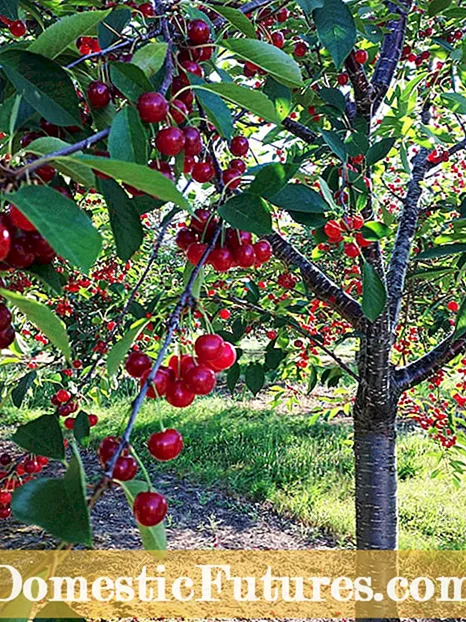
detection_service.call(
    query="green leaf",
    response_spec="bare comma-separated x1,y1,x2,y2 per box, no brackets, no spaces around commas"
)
441,92,466,115
361,221,390,241
415,244,466,260
313,0,356,70
321,129,347,161
213,5,256,38
11,371,37,408
454,299,466,339
108,106,148,164
263,77,292,121
27,263,65,295
132,42,168,77
29,10,111,59
0,0,19,19
428,0,452,16
0,288,71,361
269,183,328,213
189,75,233,140
11,414,65,460
73,411,91,447
109,62,153,102
0,50,81,127
99,7,131,48
8,185,102,273
35,601,85,622
308,364,318,393
99,178,144,261
296,0,325,11
366,137,396,166
64,155,189,209
26,137,96,187
221,39,304,88
249,162,296,199
12,453,92,546
196,82,279,125
320,87,346,112
245,363,265,396
107,318,149,377
265,348,285,370
218,193,272,235
227,363,241,394
120,480,166,552
362,263,387,322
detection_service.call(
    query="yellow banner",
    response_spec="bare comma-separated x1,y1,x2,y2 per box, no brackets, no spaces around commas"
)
2,550,466,618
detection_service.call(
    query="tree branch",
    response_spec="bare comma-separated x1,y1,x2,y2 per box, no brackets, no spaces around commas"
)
265,232,365,328
395,331,466,391
344,51,373,119
371,0,413,115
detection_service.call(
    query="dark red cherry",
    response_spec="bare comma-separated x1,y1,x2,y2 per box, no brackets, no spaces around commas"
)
88,81,111,108
136,92,168,123
0,304,12,331
183,365,216,395
165,380,195,407
148,428,183,461
113,456,138,481
187,19,211,45
0,325,14,349
229,136,249,156
176,227,198,250
133,491,168,526
125,351,152,378
195,334,224,361
155,127,185,156
183,127,203,156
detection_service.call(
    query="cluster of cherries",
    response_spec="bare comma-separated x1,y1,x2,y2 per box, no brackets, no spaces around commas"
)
0,15,27,37
50,389,98,431
125,333,236,408
322,215,371,258
0,451,49,520
175,209,273,272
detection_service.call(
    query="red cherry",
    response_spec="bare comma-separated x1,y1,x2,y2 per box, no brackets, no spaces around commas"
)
192,161,215,183
36,164,56,183
148,159,174,181
195,334,224,361
447,301,459,312
183,365,216,395
178,47,201,63
0,304,11,331
187,19,211,45
125,351,152,378
186,243,208,265
170,99,189,124
198,45,213,62
354,49,368,64
0,491,12,505
209,342,237,372
293,41,308,57
180,60,204,78
24,458,39,474
155,127,185,156
191,208,212,232
350,214,365,229
168,354,196,378
27,232,56,264
271,31,285,48
344,242,360,258
56,389,71,403
276,7,289,22
139,2,155,17
0,325,16,349
165,380,195,407
226,229,252,249
337,73,349,86
87,81,111,108
133,491,168,526
230,136,249,157
98,436,128,466
184,155,195,174
230,159,246,174
37,456,49,466
64,417,75,430
233,243,256,268
223,168,241,189
148,428,183,461
209,247,233,272
0,453,11,466
0,224,11,262
9,20,26,37
176,228,198,250
0,507,11,519
113,456,138,481
183,127,203,156
324,220,342,239
219,309,231,320
253,240,273,263
140,367,170,398
355,232,371,248
137,92,168,123
5,234,35,269
88,414,98,427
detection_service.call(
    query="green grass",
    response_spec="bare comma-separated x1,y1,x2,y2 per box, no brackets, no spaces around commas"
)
4,397,466,549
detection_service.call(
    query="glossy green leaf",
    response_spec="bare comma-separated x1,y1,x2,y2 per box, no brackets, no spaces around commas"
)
263,77,292,121
73,411,91,447
245,363,265,396
362,263,387,322
11,414,65,460
221,39,304,88
415,244,466,260
441,92,466,115
110,62,153,102
0,0,19,19
0,50,81,127
11,371,37,408
361,221,390,240
196,82,280,124
99,178,144,261
314,0,356,69
107,318,149,377
132,42,168,77
108,106,148,164
249,162,296,198
29,10,110,58
98,7,131,48
270,183,328,213
26,137,96,187
320,87,346,112
120,480,167,553
189,75,233,140
321,129,347,161
212,5,256,37
366,138,396,166
296,0,325,11
0,288,72,361
8,185,102,273
12,453,92,546
65,155,189,209
219,193,272,235
428,0,452,17
227,363,241,395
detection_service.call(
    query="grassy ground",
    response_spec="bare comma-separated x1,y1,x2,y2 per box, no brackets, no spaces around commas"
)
4,397,466,550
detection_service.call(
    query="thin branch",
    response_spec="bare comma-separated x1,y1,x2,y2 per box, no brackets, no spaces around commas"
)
265,232,365,328
344,51,373,119
395,331,466,391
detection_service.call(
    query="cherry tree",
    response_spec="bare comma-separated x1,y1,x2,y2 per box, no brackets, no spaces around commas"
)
0,0,465,560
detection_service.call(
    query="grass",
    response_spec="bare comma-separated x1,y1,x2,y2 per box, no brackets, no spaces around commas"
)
4,397,466,550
